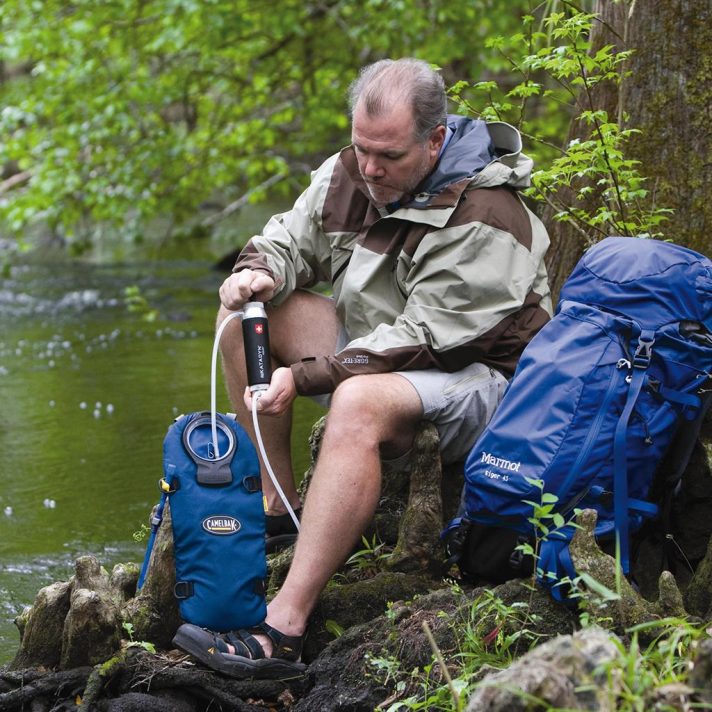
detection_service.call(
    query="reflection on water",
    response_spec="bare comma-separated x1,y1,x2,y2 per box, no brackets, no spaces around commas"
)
0,257,323,664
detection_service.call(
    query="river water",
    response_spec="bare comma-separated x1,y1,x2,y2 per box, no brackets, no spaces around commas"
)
0,251,323,664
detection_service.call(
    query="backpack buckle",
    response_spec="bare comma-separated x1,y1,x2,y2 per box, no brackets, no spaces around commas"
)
174,581,194,599
442,519,470,567
633,335,655,368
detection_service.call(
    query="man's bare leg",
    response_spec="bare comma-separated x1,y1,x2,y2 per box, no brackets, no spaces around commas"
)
257,372,424,651
217,291,342,514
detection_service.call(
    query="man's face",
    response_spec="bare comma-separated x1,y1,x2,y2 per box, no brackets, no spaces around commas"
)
351,102,445,207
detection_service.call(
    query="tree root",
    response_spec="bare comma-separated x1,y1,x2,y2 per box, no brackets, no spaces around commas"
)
0,667,91,711
569,508,687,632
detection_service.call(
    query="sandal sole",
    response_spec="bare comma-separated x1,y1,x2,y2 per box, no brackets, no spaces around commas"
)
172,624,306,681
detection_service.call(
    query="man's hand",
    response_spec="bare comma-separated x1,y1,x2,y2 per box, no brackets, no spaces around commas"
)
244,367,297,417
219,269,276,310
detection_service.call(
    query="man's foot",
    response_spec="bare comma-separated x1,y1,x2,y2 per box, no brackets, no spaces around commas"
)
265,508,301,554
172,622,306,680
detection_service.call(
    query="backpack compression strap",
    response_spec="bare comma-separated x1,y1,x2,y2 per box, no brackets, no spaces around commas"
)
137,465,178,590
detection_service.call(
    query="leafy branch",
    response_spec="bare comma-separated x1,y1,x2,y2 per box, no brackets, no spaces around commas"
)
449,6,672,243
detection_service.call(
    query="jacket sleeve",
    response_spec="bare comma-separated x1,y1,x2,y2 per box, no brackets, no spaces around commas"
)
232,155,339,303
291,215,551,395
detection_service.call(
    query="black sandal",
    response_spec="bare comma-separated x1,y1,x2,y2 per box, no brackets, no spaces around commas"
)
172,622,306,680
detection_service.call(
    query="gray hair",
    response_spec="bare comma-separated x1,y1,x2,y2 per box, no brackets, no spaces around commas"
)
348,58,447,141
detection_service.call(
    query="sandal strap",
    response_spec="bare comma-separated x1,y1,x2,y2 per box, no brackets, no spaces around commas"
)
223,629,265,660
256,622,303,662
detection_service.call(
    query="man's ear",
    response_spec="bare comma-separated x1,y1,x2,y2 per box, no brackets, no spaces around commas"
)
429,124,447,156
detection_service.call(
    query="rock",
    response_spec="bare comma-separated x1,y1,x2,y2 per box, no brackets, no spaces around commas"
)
297,580,577,711
304,572,440,662
61,587,121,669
688,637,712,706
10,581,71,670
464,627,623,711
60,557,123,669
110,563,140,603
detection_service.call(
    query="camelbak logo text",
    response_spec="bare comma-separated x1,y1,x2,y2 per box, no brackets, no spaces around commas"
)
481,452,521,472
202,516,241,535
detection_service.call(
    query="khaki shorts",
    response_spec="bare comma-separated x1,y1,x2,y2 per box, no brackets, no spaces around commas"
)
397,362,508,464
311,329,507,465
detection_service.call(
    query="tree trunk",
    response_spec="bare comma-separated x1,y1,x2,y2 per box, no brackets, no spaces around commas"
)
544,1,627,301
545,0,712,301
621,0,712,258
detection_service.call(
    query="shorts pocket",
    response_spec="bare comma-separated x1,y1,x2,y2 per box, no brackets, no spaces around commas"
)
442,365,496,397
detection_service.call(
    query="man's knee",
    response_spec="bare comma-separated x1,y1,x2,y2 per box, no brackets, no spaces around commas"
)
328,374,422,437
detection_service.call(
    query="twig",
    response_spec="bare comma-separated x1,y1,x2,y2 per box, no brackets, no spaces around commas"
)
422,620,460,710
201,173,286,227
0,170,31,194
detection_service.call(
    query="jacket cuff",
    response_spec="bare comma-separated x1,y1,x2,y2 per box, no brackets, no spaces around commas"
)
290,358,336,396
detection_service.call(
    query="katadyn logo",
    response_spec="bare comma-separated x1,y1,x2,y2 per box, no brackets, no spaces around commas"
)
202,515,241,535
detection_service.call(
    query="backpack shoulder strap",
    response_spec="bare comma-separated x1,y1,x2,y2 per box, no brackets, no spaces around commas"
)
613,331,656,575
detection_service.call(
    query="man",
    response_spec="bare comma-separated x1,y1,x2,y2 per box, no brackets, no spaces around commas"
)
173,58,552,678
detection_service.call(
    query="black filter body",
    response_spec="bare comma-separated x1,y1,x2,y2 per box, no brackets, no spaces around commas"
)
242,301,272,389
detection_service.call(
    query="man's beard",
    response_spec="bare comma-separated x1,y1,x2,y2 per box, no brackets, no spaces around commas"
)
362,152,432,207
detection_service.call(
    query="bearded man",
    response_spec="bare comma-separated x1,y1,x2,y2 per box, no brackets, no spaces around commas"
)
174,57,552,679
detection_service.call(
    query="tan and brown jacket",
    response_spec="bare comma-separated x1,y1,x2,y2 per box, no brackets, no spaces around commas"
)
234,117,552,396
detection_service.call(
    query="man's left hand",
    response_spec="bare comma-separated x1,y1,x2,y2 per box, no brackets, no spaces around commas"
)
244,366,297,416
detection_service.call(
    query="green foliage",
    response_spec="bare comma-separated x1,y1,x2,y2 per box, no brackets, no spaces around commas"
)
517,475,581,593
522,476,568,536
604,618,709,711
369,586,542,711
131,522,150,543
324,619,345,638
124,285,158,322
450,4,672,243
0,0,533,250
121,621,156,653
344,534,392,577
370,587,712,711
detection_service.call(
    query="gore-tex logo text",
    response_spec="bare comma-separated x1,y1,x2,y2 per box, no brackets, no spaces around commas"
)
342,355,369,365
481,451,521,472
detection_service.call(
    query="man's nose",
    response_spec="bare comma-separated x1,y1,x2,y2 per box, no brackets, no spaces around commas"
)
363,155,385,179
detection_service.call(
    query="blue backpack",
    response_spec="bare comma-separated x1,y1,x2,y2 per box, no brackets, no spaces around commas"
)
445,236,712,601
138,411,267,630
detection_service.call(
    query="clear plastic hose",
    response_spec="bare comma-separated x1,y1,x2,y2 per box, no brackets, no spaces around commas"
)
210,310,300,533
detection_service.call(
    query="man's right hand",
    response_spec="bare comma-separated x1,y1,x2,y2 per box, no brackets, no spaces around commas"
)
219,269,276,310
